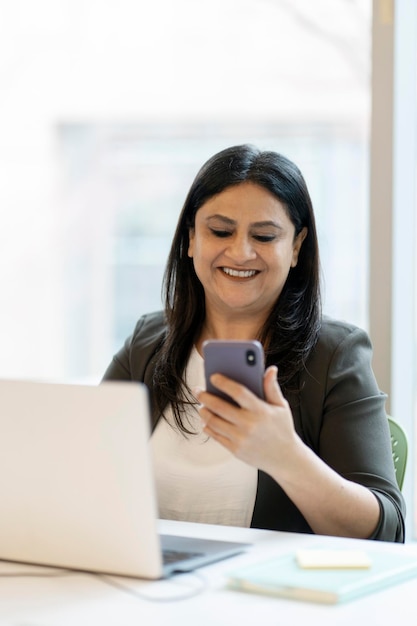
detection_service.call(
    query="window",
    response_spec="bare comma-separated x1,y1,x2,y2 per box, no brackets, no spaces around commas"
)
0,0,372,382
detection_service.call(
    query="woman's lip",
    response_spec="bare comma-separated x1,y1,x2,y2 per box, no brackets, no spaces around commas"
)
221,267,259,278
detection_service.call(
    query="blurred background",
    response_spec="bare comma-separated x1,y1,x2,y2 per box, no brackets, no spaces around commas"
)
0,0,371,382
1,0,416,540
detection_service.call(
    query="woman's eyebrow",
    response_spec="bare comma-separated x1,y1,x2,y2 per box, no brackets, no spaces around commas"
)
250,220,283,230
206,214,236,226
206,215,282,229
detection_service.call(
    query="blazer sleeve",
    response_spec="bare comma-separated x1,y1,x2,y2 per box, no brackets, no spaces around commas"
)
102,335,133,380
300,321,405,542
102,311,166,383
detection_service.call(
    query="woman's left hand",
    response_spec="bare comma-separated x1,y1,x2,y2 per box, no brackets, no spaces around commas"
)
196,365,301,477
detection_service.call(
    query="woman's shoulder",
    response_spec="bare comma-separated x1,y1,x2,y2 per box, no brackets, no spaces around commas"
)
295,316,379,435
130,310,167,348
305,316,373,376
102,311,167,381
118,310,167,382
315,315,371,351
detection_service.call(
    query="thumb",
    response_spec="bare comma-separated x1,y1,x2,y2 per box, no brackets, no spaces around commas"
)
263,365,286,407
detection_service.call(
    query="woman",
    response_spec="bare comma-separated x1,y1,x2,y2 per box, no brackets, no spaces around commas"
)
103,144,405,542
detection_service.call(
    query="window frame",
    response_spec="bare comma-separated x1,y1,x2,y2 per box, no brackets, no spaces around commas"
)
369,0,417,539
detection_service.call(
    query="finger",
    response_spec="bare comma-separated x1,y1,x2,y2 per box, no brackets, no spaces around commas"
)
199,405,236,441
202,423,235,451
192,386,204,400
197,395,240,426
208,373,260,410
263,365,287,407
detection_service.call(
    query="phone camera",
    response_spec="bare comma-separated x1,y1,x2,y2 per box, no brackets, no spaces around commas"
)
246,350,256,366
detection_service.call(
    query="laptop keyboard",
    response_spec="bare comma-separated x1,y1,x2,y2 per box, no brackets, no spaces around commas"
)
162,549,204,565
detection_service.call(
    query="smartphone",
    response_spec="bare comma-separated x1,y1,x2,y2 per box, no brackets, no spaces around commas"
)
202,340,265,404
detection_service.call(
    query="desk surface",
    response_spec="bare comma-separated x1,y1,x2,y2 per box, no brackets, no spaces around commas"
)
1,520,416,625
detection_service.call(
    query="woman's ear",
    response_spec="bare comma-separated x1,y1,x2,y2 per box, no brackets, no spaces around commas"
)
291,227,307,267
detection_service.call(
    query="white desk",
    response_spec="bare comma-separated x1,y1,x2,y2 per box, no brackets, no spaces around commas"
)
1,520,416,625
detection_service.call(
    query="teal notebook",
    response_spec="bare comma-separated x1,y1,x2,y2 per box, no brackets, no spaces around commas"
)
228,549,417,604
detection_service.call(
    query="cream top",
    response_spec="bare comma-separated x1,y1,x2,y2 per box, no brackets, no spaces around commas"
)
150,346,258,527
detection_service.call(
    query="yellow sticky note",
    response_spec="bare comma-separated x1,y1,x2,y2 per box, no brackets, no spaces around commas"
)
296,549,372,570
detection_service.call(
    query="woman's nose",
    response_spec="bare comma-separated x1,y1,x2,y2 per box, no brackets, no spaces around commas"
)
226,235,257,262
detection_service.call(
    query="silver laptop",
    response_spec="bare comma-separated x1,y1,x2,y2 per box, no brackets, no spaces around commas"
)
0,379,249,578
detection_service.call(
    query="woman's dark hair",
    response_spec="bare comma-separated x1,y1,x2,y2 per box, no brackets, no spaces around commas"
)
154,144,321,433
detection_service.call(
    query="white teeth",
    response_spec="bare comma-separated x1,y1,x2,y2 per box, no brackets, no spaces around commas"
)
222,267,257,278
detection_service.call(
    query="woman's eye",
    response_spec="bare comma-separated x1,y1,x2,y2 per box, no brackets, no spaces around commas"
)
253,234,276,242
210,229,231,238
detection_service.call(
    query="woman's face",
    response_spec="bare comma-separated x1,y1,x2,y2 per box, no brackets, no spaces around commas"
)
188,182,307,324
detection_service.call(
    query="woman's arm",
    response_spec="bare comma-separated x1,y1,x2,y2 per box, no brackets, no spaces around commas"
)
197,322,405,541
197,366,382,538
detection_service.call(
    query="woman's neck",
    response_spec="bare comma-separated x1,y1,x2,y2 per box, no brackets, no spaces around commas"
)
196,310,267,353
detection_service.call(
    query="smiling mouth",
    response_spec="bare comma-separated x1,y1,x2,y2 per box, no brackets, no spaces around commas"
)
221,267,258,278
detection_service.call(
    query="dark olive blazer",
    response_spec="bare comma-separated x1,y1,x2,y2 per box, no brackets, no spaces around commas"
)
102,311,405,542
